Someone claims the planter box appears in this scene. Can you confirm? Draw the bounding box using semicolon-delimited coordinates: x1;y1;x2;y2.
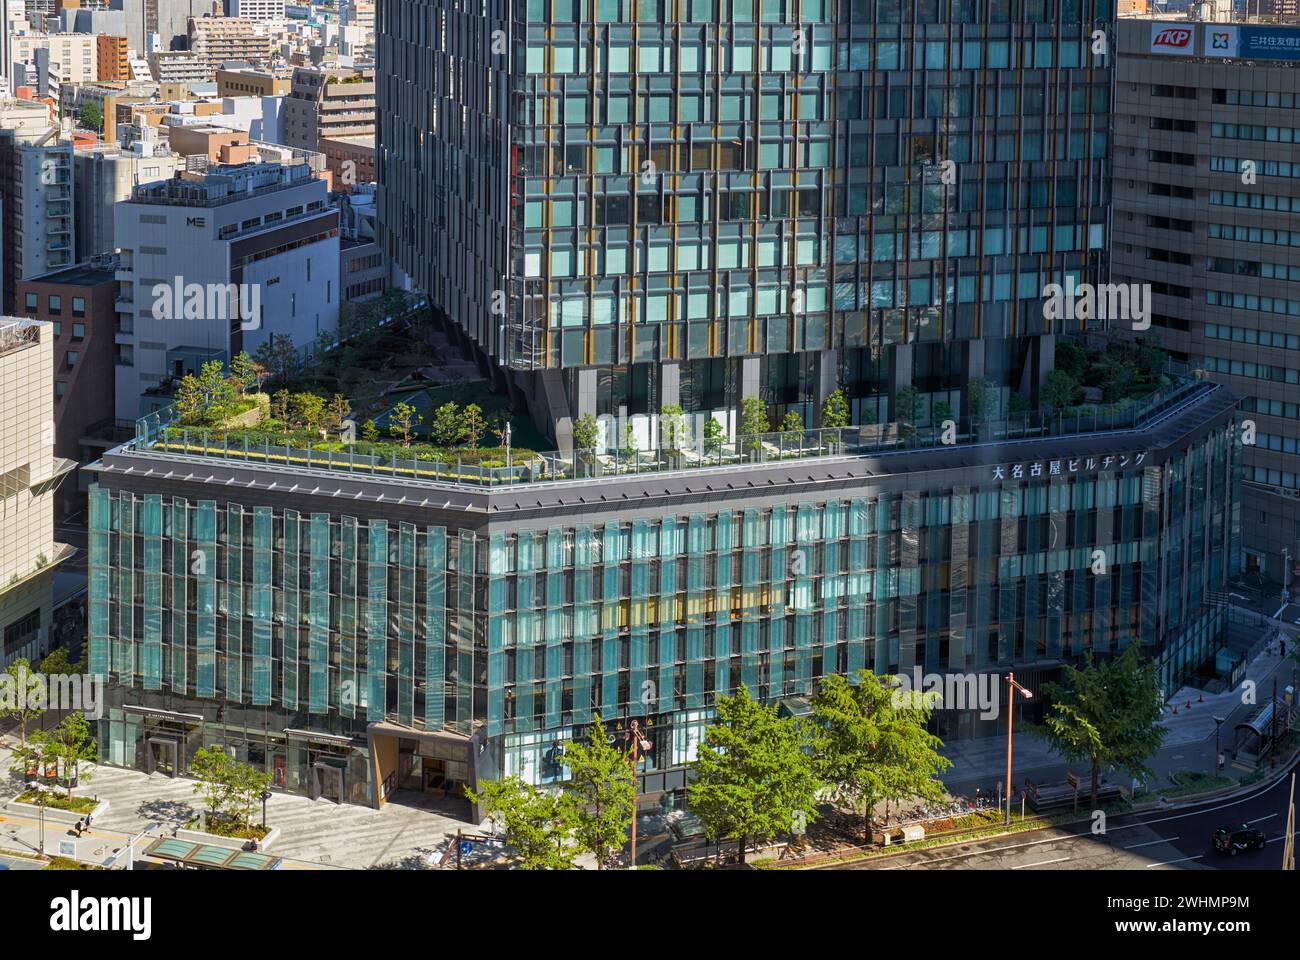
5;796;110;825
175;824;281;851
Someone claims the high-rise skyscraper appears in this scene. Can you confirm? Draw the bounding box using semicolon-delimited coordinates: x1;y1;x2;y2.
379;0;1111;451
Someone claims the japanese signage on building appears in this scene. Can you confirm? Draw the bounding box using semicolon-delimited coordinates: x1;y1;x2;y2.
1150;23;1194;55
1204;25;1300;62
991;452;1147;482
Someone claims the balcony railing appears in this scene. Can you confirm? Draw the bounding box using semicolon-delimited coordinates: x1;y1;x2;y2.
126;377;1220;490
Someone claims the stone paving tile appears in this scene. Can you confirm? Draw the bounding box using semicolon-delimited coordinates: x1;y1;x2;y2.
0;737;479;870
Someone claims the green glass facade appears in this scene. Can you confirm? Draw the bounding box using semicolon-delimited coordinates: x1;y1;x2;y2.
88;408;1239;795
380;0;1112;437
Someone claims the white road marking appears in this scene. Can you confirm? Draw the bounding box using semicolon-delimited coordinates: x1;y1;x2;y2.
1146;854;1203;868
1124;837;1178;850
1012;856;1072;869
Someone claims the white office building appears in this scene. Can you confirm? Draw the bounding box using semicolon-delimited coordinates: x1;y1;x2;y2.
113;161;339;417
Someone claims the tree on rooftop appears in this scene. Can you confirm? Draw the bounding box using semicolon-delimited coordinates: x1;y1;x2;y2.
781;410;804;435
895;385;922;439
173;373;205;426
573;412;600;454
229;352;258;394
271;389;291;424
291;392;326;434
389;401;420;448
660;403;687;453
740;395;769;451
820;388;850;429
702;416;724;455
1042;369;1080;411
431;402;460;447
460;403;486;448
323;394;351;436
253;334;301;386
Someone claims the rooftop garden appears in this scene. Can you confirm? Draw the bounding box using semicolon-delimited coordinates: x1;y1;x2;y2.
161;358;535;470
141;330;1201;487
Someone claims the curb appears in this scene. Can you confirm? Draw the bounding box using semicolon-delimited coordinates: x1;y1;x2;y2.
788;758;1299;869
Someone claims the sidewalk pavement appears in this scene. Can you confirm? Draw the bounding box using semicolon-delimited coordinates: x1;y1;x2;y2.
0;738;481;870
941;609;1300;800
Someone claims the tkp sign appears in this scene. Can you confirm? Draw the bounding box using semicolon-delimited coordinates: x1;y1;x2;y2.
1150;23;1194;55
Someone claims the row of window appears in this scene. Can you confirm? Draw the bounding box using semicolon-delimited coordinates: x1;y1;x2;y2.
1209;191;1300;213
1211;123;1300;143
1205;323;1300;352
1210;156;1300;181
22;292;85;317
1209;223;1300;247
1201;355;1300;386
524;35;1097;76
1207;289;1300;318
1207;257;1300;282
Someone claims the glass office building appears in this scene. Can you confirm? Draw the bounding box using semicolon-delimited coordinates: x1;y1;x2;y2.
88;375;1240;803
379;0;1111;445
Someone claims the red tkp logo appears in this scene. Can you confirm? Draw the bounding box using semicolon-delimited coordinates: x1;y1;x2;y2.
1153;28;1192;48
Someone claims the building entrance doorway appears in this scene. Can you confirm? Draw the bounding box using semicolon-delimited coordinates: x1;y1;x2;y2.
310;761;344;803
146;736;178;777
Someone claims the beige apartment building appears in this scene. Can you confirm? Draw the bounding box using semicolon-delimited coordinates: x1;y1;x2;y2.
0;319;74;667
11;33;99;85
187;16;272;80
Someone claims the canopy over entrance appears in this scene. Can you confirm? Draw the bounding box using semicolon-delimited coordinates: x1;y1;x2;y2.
142;838;282;871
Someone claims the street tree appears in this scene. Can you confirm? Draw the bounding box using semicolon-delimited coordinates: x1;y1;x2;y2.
1041;646;1168;807
467;776;576;870
229;761;274;831
687;684;821;864
810;670;951;843
34;712;97;800
0;658;43;747
558;715;634;869
190;746;235;821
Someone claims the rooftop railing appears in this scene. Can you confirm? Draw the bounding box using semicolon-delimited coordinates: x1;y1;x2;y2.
128;376;1218;490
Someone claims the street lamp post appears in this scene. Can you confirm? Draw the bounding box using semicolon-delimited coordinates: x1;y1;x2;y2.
1004;673;1034;826
503;422;512;476
624;719;652;869
1213;716;1226;775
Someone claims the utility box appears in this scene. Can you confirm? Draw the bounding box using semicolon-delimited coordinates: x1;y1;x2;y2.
901;824;925;844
